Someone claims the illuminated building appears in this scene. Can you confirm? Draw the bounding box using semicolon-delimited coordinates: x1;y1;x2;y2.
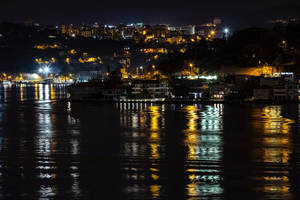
120;47;131;78
130;80;170;98
180;25;195;35
140;48;168;54
253;72;299;101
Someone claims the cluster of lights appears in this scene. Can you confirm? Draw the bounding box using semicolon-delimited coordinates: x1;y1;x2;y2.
179;75;218;80
274;72;293;76
38;66;50;74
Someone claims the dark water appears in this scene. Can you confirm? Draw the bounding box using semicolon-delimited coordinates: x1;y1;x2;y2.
1;84;300;199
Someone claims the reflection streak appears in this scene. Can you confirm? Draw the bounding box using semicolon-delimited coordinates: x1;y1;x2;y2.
184;104;223;198
119;103;164;199
253;106;294;199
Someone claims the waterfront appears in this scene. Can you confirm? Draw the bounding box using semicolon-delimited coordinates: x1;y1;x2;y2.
0;84;300;199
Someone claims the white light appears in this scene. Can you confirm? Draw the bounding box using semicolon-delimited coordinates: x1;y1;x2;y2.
139;66;143;69
183;75;217;80
44;67;49;73
39;68;43;73
274;72;293;75
224;28;229;34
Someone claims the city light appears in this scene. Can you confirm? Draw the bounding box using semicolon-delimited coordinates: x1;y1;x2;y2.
38;66;51;74
178;75;218;80
223;28;230;39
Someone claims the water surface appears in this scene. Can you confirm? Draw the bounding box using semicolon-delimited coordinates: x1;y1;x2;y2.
0;84;299;199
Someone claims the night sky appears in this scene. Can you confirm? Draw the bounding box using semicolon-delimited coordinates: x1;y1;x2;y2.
1;0;300;27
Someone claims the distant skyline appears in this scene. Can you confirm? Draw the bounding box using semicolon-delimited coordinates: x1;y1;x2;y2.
1;0;300;28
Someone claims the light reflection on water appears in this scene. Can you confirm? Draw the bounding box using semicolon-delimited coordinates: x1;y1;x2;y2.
184;104;223;199
0;84;82;199
119;103;164;199
0;84;299;199
119;103;224;199
35;102;57;200
0;83;68;103
252;105;294;199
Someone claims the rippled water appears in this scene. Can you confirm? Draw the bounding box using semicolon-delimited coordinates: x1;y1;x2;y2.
0;84;300;199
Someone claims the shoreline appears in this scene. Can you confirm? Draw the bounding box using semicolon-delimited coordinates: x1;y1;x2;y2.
65;98;300;105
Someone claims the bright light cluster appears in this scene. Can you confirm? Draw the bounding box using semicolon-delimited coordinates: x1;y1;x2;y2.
39;66;50;74
179;75;218;80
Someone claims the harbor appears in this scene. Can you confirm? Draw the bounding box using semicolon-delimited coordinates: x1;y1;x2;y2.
67;71;300;104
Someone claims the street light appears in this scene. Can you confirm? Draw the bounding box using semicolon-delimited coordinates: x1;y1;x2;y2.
223;28;230;40
224;28;229;34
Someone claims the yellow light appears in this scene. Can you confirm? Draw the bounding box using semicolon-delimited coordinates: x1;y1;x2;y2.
179;48;186;53
150;185;161;198
34;84;38;100
145;34;155;42
78;58;84;63
35;45;47;50
49;44;59;49
69;49;76;55
50;84;55;100
149;106;160;131
86;57;97;62
184;105;199;134
66;58;70;64
151;174;159;181
20;84;24;101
